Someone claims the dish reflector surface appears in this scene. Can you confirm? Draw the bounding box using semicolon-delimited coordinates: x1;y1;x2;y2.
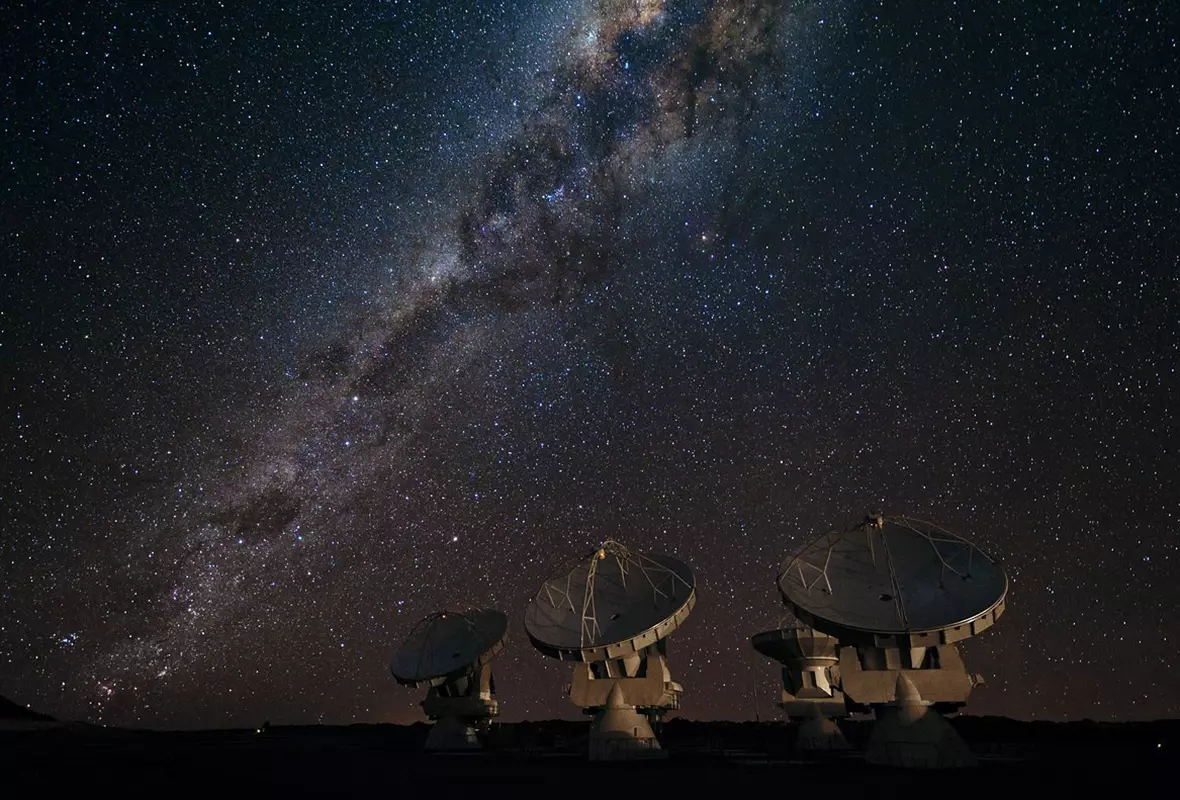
391;607;508;686
751;621;839;663
525;540;695;662
778;516;1007;643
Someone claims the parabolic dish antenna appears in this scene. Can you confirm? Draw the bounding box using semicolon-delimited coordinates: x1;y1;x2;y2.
749;615;848;746
391;607;508;687
751;619;839;665
778;515;1007;648
524;540;696;662
525;539;697;760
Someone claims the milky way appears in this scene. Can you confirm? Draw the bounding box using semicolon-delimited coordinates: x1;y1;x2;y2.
3;1;1177;727
74;0;832;723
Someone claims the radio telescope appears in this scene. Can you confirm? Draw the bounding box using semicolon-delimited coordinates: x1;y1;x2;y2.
751;617;850;751
525;540;696;761
390;606;508;751
773;514;1008;768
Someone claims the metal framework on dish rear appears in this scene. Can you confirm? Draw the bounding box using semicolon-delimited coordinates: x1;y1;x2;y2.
527;539;695;661
756;514;1010;768
390;606;508;752
524;539;697;761
778;515;1007;650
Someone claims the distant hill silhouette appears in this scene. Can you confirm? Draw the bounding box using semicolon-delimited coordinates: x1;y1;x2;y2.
0;695;55;723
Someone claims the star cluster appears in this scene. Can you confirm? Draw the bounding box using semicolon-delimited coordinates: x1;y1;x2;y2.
2;1;1176;728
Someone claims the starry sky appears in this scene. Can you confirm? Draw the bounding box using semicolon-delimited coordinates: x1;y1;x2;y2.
2;0;1177;730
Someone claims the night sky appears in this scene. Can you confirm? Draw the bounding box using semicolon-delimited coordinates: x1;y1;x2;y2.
2;1;1177;730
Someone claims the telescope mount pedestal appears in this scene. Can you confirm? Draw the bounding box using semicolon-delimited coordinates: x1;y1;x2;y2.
572;647;680;761
420;661;498;752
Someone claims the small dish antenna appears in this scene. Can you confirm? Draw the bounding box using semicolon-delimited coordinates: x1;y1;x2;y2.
391;605;508;751
759;514;1008;768
524;539;696;760
750;616;849;751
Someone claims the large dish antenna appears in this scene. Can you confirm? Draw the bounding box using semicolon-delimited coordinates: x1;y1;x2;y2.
768;514;1009;769
390;606;508;751
525;540;695;662
525;539;696;760
778;514;1007;649
391;607;507;687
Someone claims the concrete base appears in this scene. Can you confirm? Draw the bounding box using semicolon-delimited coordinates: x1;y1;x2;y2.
865;675;976;769
796;705;851;751
420;681;497;752
424;715;482;751
586;684;667;761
